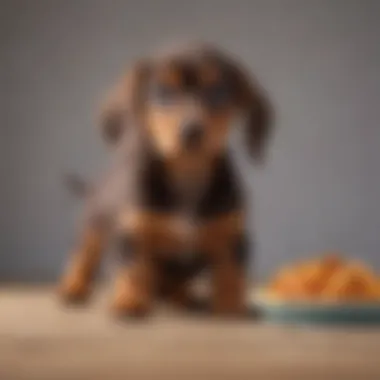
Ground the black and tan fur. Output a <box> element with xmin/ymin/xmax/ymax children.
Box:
<box><xmin>59</xmin><ymin>43</ymin><xmax>274</xmax><ymax>317</ymax></box>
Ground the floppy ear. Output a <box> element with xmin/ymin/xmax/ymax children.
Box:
<box><xmin>99</xmin><ymin>60</ymin><xmax>150</xmax><ymax>145</ymax></box>
<box><xmin>232</xmin><ymin>64</ymin><xmax>273</xmax><ymax>163</ymax></box>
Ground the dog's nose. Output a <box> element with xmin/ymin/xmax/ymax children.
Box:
<box><xmin>181</xmin><ymin>121</ymin><xmax>203</xmax><ymax>149</ymax></box>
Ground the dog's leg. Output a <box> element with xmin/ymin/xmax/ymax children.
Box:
<box><xmin>111</xmin><ymin>212</ymin><xmax>197</xmax><ymax>317</ymax></box>
<box><xmin>59</xmin><ymin>226</ymin><xmax>106</xmax><ymax>303</ymax></box>
<box><xmin>200</xmin><ymin>214</ymin><xmax>248</xmax><ymax>316</ymax></box>
<box><xmin>158</xmin><ymin>274</ymin><xmax>194</xmax><ymax>309</ymax></box>
<box><xmin>111</xmin><ymin>242</ymin><xmax>156</xmax><ymax>318</ymax></box>
<box><xmin>168</xmin><ymin>281</ymin><xmax>193</xmax><ymax>308</ymax></box>
<box><xmin>111</xmin><ymin>265</ymin><xmax>155</xmax><ymax>318</ymax></box>
<box><xmin>158</xmin><ymin>256</ymin><xmax>206</xmax><ymax>310</ymax></box>
<box><xmin>210</xmin><ymin>242</ymin><xmax>247</xmax><ymax>316</ymax></box>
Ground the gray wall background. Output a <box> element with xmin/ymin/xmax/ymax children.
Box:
<box><xmin>1</xmin><ymin>0</ymin><xmax>380</xmax><ymax>282</ymax></box>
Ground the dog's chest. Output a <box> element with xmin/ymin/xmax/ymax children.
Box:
<box><xmin>137</xmin><ymin>153</ymin><xmax>241</xmax><ymax>244</ymax></box>
<box><xmin>171</xmin><ymin>173</ymin><xmax>208</xmax><ymax>248</ymax></box>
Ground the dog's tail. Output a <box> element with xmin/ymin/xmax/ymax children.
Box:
<box><xmin>63</xmin><ymin>173</ymin><xmax>93</xmax><ymax>199</ymax></box>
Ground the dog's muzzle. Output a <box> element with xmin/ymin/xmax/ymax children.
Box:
<box><xmin>180</xmin><ymin>121</ymin><xmax>203</xmax><ymax>150</ymax></box>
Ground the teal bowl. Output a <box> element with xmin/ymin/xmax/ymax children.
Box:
<box><xmin>253</xmin><ymin>290</ymin><xmax>380</xmax><ymax>325</ymax></box>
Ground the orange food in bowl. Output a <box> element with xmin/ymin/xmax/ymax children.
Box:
<box><xmin>267</xmin><ymin>254</ymin><xmax>380</xmax><ymax>302</ymax></box>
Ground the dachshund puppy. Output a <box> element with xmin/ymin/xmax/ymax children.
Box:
<box><xmin>59</xmin><ymin>43</ymin><xmax>273</xmax><ymax>317</ymax></box>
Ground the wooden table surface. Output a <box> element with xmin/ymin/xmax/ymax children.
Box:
<box><xmin>1</xmin><ymin>286</ymin><xmax>380</xmax><ymax>380</ymax></box>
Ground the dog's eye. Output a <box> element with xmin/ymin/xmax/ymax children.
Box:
<box><xmin>152</xmin><ymin>84</ymin><xmax>179</xmax><ymax>105</ymax></box>
<box><xmin>202</xmin><ymin>83</ymin><xmax>231</xmax><ymax>108</ymax></box>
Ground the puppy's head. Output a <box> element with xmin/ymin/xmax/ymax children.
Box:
<box><xmin>100</xmin><ymin>43</ymin><xmax>273</xmax><ymax>163</ymax></box>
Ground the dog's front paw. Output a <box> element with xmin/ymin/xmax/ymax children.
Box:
<box><xmin>212</xmin><ymin>298</ymin><xmax>246</xmax><ymax>318</ymax></box>
<box><xmin>110</xmin><ymin>289</ymin><xmax>151</xmax><ymax>319</ymax></box>
<box><xmin>58</xmin><ymin>275</ymin><xmax>91</xmax><ymax>304</ymax></box>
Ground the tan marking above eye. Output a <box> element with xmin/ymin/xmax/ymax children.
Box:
<box><xmin>156</xmin><ymin>65</ymin><xmax>182</xmax><ymax>88</ymax></box>
<box><xmin>200</xmin><ymin>63</ymin><xmax>222</xmax><ymax>86</ymax></box>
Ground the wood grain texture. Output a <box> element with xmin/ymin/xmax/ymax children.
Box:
<box><xmin>1</xmin><ymin>286</ymin><xmax>380</xmax><ymax>380</ymax></box>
